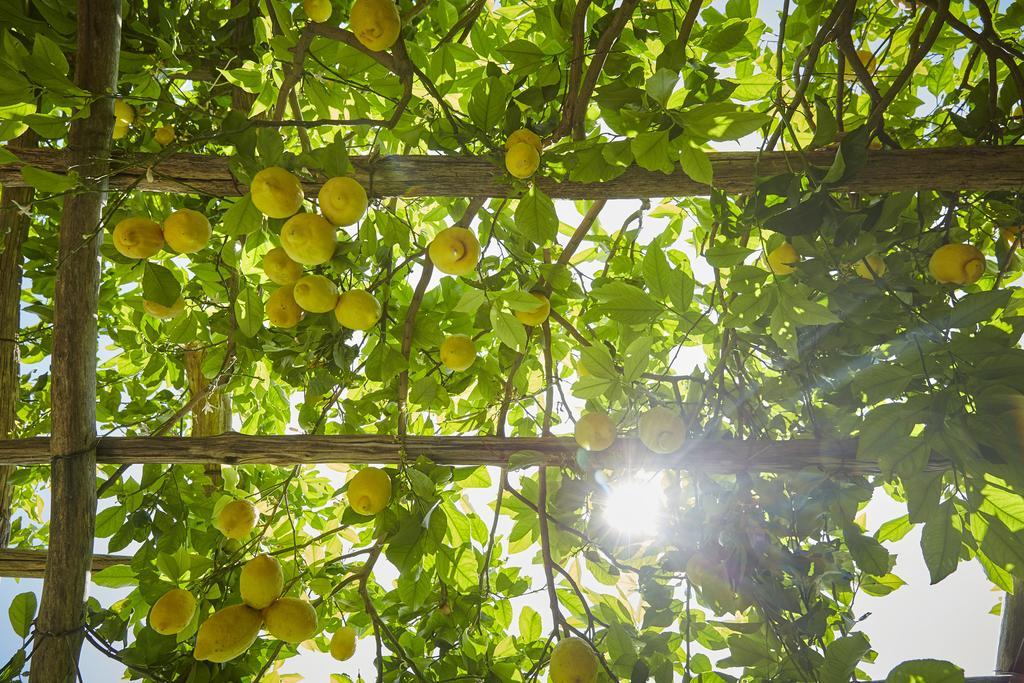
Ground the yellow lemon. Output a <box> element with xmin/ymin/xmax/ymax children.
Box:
<box><xmin>143</xmin><ymin>297</ymin><xmax>185</xmax><ymax>320</ymax></box>
<box><xmin>163</xmin><ymin>208</ymin><xmax>211</xmax><ymax>254</ymax></box>
<box><xmin>514</xmin><ymin>293</ymin><xmax>550</xmax><ymax>326</ymax></box>
<box><xmin>574</xmin><ymin>411</ymin><xmax>617</xmax><ymax>452</ymax></box>
<box><xmin>251</xmin><ymin>167</ymin><xmax>305</xmax><ymax>219</ymax></box>
<box><xmin>330</xmin><ymin>625</ymin><xmax>357</xmax><ymax>661</ymax></box>
<box><xmin>854</xmin><ymin>253</ymin><xmax>886</xmax><ymax>279</ymax></box>
<box><xmin>305</xmin><ymin>0</ymin><xmax>333</xmax><ymax>22</ymax></box>
<box><xmin>112</xmin><ymin>121</ymin><xmax>130</xmax><ymax>140</ymax></box>
<box><xmin>766</xmin><ymin>242</ymin><xmax>799</xmax><ymax>275</ymax></box>
<box><xmin>262</xmin><ymin>247</ymin><xmax>303</xmax><ymax>285</ymax></box>
<box><xmin>280</xmin><ymin>213</ymin><xmax>337</xmax><ymax>265</ymax></box>
<box><xmin>335</xmin><ymin>289</ymin><xmax>382</xmax><ymax>330</ymax></box>
<box><xmin>240</xmin><ymin>554</ymin><xmax>285</xmax><ymax>610</ymax></box>
<box><xmin>154</xmin><ymin>125</ymin><xmax>175</xmax><ymax>146</ymax></box>
<box><xmin>149</xmin><ymin>588</ymin><xmax>197</xmax><ymax>635</ymax></box>
<box><xmin>505</xmin><ymin>141</ymin><xmax>540</xmax><ymax>179</ymax></box>
<box><xmin>549</xmin><ymin>637</ymin><xmax>599</xmax><ymax>683</ymax></box>
<box><xmin>114</xmin><ymin>99</ymin><xmax>135</xmax><ymax>126</ymax></box>
<box><xmin>113</xmin><ymin>217</ymin><xmax>164</xmax><ymax>259</ymax></box>
<box><xmin>349</xmin><ymin>0</ymin><xmax>401</xmax><ymax>52</ymax></box>
<box><xmin>346</xmin><ymin>467</ymin><xmax>392</xmax><ymax>516</ymax></box>
<box><xmin>428</xmin><ymin>227</ymin><xmax>480</xmax><ymax>276</ymax></box>
<box><xmin>194</xmin><ymin>604</ymin><xmax>263</xmax><ymax>662</ymax></box>
<box><xmin>506</xmin><ymin>128</ymin><xmax>543</xmax><ymax>153</ymax></box>
<box><xmin>263</xmin><ymin>597</ymin><xmax>318</xmax><ymax>643</ymax></box>
<box><xmin>318</xmin><ymin>177</ymin><xmax>368</xmax><ymax>227</ymax></box>
<box><xmin>929</xmin><ymin>243</ymin><xmax>985</xmax><ymax>285</ymax></box>
<box><xmin>440</xmin><ymin>334</ymin><xmax>476</xmax><ymax>371</ymax></box>
<box><xmin>293</xmin><ymin>274</ymin><xmax>339</xmax><ymax>313</ymax></box>
<box><xmin>266</xmin><ymin>285</ymin><xmax>304</xmax><ymax>328</ymax></box>
<box><xmin>638</xmin><ymin>406</ymin><xmax>686</xmax><ymax>454</ymax></box>
<box><xmin>215</xmin><ymin>499</ymin><xmax>258</xmax><ymax>540</ymax></box>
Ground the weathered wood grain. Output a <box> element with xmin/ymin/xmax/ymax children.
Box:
<box><xmin>0</xmin><ymin>549</ymin><xmax>126</xmax><ymax>580</ymax></box>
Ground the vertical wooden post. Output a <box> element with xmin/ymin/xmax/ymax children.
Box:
<box><xmin>185</xmin><ymin>348</ymin><xmax>230</xmax><ymax>490</ymax></box>
<box><xmin>998</xmin><ymin>580</ymin><xmax>1024</xmax><ymax>674</ymax></box>
<box><xmin>0</xmin><ymin>132</ymin><xmax>36</xmax><ymax>547</ymax></box>
<box><xmin>29</xmin><ymin>0</ymin><xmax>120</xmax><ymax>680</ymax></box>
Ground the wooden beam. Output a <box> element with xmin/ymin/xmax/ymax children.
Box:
<box><xmin>31</xmin><ymin>0</ymin><xmax>121</xmax><ymax>680</ymax></box>
<box><xmin>0</xmin><ymin>549</ymin><xmax>126</xmax><ymax>580</ymax></box>
<box><xmin>2</xmin><ymin>147</ymin><xmax>1023</xmax><ymax>199</ymax></box>
<box><xmin>0</xmin><ymin>434</ymin><xmax>948</xmax><ymax>474</ymax></box>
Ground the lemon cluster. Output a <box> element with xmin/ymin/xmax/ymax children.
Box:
<box><xmin>111</xmin><ymin>98</ymin><xmax>175</xmax><ymax>145</ymax></box>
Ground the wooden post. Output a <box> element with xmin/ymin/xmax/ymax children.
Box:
<box><xmin>184</xmin><ymin>348</ymin><xmax>231</xmax><ymax>489</ymax></box>
<box><xmin>998</xmin><ymin>579</ymin><xmax>1024</xmax><ymax>674</ymax></box>
<box><xmin>30</xmin><ymin>0</ymin><xmax>121</xmax><ymax>679</ymax></box>
<box><xmin>0</xmin><ymin>131</ymin><xmax>35</xmax><ymax>547</ymax></box>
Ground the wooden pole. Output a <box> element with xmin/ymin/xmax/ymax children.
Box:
<box><xmin>1</xmin><ymin>146</ymin><xmax>1023</xmax><ymax>199</ymax></box>
<box><xmin>999</xmin><ymin>579</ymin><xmax>1024</xmax><ymax>675</ymax></box>
<box><xmin>30</xmin><ymin>0</ymin><xmax>121</xmax><ymax>679</ymax></box>
<box><xmin>0</xmin><ymin>131</ymin><xmax>35</xmax><ymax>547</ymax></box>
<box><xmin>184</xmin><ymin>348</ymin><xmax>231</xmax><ymax>490</ymax></box>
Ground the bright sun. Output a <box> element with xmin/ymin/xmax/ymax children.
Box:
<box><xmin>602</xmin><ymin>475</ymin><xmax>664</xmax><ymax>537</ymax></box>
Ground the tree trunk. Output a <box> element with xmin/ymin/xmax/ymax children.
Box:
<box><xmin>998</xmin><ymin>578</ymin><xmax>1024</xmax><ymax>674</ymax></box>
<box><xmin>0</xmin><ymin>131</ymin><xmax>36</xmax><ymax>547</ymax></box>
<box><xmin>30</xmin><ymin>0</ymin><xmax>121</xmax><ymax>680</ymax></box>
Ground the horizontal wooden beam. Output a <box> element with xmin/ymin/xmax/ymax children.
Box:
<box><xmin>0</xmin><ymin>548</ymin><xmax>125</xmax><ymax>579</ymax></box>
<box><xmin>2</xmin><ymin>146</ymin><xmax>1023</xmax><ymax>199</ymax></box>
<box><xmin>0</xmin><ymin>434</ymin><xmax>947</xmax><ymax>474</ymax></box>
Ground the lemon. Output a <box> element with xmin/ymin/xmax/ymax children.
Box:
<box><xmin>112</xmin><ymin>121</ymin><xmax>130</xmax><ymax>140</ymax></box>
<box><xmin>154</xmin><ymin>125</ymin><xmax>175</xmax><ymax>146</ymax></box>
<box><xmin>114</xmin><ymin>99</ymin><xmax>135</xmax><ymax>126</ymax></box>
<box><xmin>262</xmin><ymin>247</ymin><xmax>303</xmax><ymax>285</ymax></box>
<box><xmin>149</xmin><ymin>588</ymin><xmax>196</xmax><ymax>635</ymax></box>
<box><xmin>305</xmin><ymin>0</ymin><xmax>333</xmax><ymax>22</ymax></box>
<box><xmin>506</xmin><ymin>128</ymin><xmax>543</xmax><ymax>153</ymax></box>
<box><xmin>215</xmin><ymin>499</ymin><xmax>258</xmax><ymax>540</ymax></box>
<box><xmin>280</xmin><ymin>213</ymin><xmax>337</xmax><ymax>266</ymax></box>
<box><xmin>505</xmin><ymin>141</ymin><xmax>540</xmax><ymax>179</ymax></box>
<box><xmin>330</xmin><ymin>625</ymin><xmax>357</xmax><ymax>661</ymax></box>
<box><xmin>346</xmin><ymin>467</ymin><xmax>392</xmax><ymax>515</ymax></box>
<box><xmin>766</xmin><ymin>242</ymin><xmax>798</xmax><ymax>275</ymax></box>
<box><xmin>318</xmin><ymin>177</ymin><xmax>368</xmax><ymax>226</ymax></box>
<box><xmin>263</xmin><ymin>597</ymin><xmax>318</xmax><ymax>643</ymax></box>
<box><xmin>514</xmin><ymin>293</ymin><xmax>550</xmax><ymax>326</ymax></box>
<box><xmin>549</xmin><ymin>637</ymin><xmax>599</xmax><ymax>683</ymax></box>
<box><xmin>194</xmin><ymin>604</ymin><xmax>263</xmax><ymax>662</ymax></box>
<box><xmin>440</xmin><ymin>334</ymin><xmax>476</xmax><ymax>371</ymax></box>
<box><xmin>143</xmin><ymin>297</ymin><xmax>186</xmax><ymax>320</ymax></box>
<box><xmin>574</xmin><ymin>411</ymin><xmax>616</xmax><ymax>452</ymax></box>
<box><xmin>113</xmin><ymin>217</ymin><xmax>164</xmax><ymax>259</ymax></box>
<box><xmin>293</xmin><ymin>274</ymin><xmax>339</xmax><ymax>313</ymax></box>
<box><xmin>854</xmin><ymin>253</ymin><xmax>886</xmax><ymax>279</ymax></box>
<box><xmin>429</xmin><ymin>227</ymin><xmax>480</xmax><ymax>276</ymax></box>
<box><xmin>335</xmin><ymin>289</ymin><xmax>382</xmax><ymax>330</ymax></box>
<box><xmin>163</xmin><ymin>208</ymin><xmax>211</xmax><ymax>254</ymax></box>
<box><xmin>251</xmin><ymin>166</ymin><xmax>305</xmax><ymax>219</ymax></box>
<box><xmin>638</xmin><ymin>406</ymin><xmax>686</xmax><ymax>454</ymax></box>
<box><xmin>929</xmin><ymin>243</ymin><xmax>985</xmax><ymax>285</ymax></box>
<box><xmin>266</xmin><ymin>285</ymin><xmax>304</xmax><ymax>329</ymax></box>
<box><xmin>240</xmin><ymin>554</ymin><xmax>285</xmax><ymax>610</ymax></box>
<box><xmin>349</xmin><ymin>0</ymin><xmax>401</xmax><ymax>52</ymax></box>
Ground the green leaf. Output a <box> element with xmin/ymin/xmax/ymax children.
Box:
<box><xmin>8</xmin><ymin>592</ymin><xmax>36</xmax><ymax>639</ymax></box>
<box><xmin>845</xmin><ymin>528</ymin><xmax>892</xmax><ymax>576</ymax></box>
<box><xmin>819</xmin><ymin>632</ymin><xmax>870</xmax><ymax>683</ymax></box>
<box><xmin>885</xmin><ymin>659</ymin><xmax>964</xmax><ymax>683</ymax></box>
<box><xmin>468</xmin><ymin>77</ymin><xmax>510</xmax><ymax>130</ymax></box>
<box><xmin>514</xmin><ymin>187</ymin><xmax>558</xmax><ymax>244</ymax></box>
<box><xmin>235</xmin><ymin>285</ymin><xmax>263</xmax><ymax>337</ymax></box>
<box><xmin>676</xmin><ymin>137</ymin><xmax>713</xmax><ymax>185</ymax></box>
<box><xmin>222</xmin><ymin>194</ymin><xmax>263</xmax><ymax>236</ymax></box>
<box><xmin>142</xmin><ymin>263</ymin><xmax>181</xmax><ymax>308</ymax></box>
<box><xmin>592</xmin><ymin>282</ymin><xmax>663</xmax><ymax>324</ymax></box>
<box><xmin>705</xmin><ymin>242</ymin><xmax>754</xmax><ymax>267</ymax></box>
<box><xmin>622</xmin><ymin>336</ymin><xmax>653</xmax><ymax>382</ymax></box>
<box><xmin>490</xmin><ymin>307</ymin><xmax>527</xmax><ymax>351</ymax></box>
<box><xmin>920</xmin><ymin>502</ymin><xmax>961</xmax><ymax>584</ymax></box>
<box><xmin>645</xmin><ymin>69</ymin><xmax>678</xmax><ymax>107</ymax></box>
<box><xmin>979</xmin><ymin>515</ymin><xmax>1024</xmax><ymax>570</ymax></box>
<box><xmin>860</xmin><ymin>573</ymin><xmax>906</xmax><ymax>596</ymax></box>
<box><xmin>631</xmin><ymin>131</ymin><xmax>675</xmax><ymax>175</ymax></box>
<box><xmin>876</xmin><ymin>515</ymin><xmax>913</xmax><ymax>543</ymax></box>
<box><xmin>518</xmin><ymin>605</ymin><xmax>541</xmax><ymax>642</ymax></box>
<box><xmin>20</xmin><ymin>165</ymin><xmax>77</xmax><ymax>193</ymax></box>
<box><xmin>95</xmin><ymin>505</ymin><xmax>125</xmax><ymax>538</ymax></box>
<box><xmin>92</xmin><ymin>564</ymin><xmax>137</xmax><ymax>588</ymax></box>
<box><xmin>809</xmin><ymin>95</ymin><xmax>838</xmax><ymax>149</ymax></box>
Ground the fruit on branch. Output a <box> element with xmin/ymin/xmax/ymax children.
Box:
<box><xmin>349</xmin><ymin>0</ymin><xmax>401</xmax><ymax>52</ymax></box>
<box><xmin>280</xmin><ymin>213</ymin><xmax>338</xmax><ymax>265</ymax></box>
<box><xmin>263</xmin><ymin>597</ymin><xmax>319</xmax><ymax>643</ymax></box>
<box><xmin>215</xmin><ymin>499</ymin><xmax>258</xmax><ymax>540</ymax></box>
<box><xmin>318</xmin><ymin>176</ymin><xmax>368</xmax><ymax>227</ymax></box>
<box><xmin>928</xmin><ymin>243</ymin><xmax>985</xmax><ymax>285</ymax></box>
<box><xmin>638</xmin><ymin>406</ymin><xmax>686</xmax><ymax>454</ymax></box>
<box><xmin>346</xmin><ymin>467</ymin><xmax>392</xmax><ymax>515</ymax></box>
<box><xmin>194</xmin><ymin>603</ymin><xmax>263</xmax><ymax>662</ymax></box>
<box><xmin>240</xmin><ymin>554</ymin><xmax>285</xmax><ymax>610</ymax></box>
<box><xmin>262</xmin><ymin>247</ymin><xmax>303</xmax><ymax>285</ymax></box>
<box><xmin>266</xmin><ymin>285</ymin><xmax>304</xmax><ymax>328</ymax></box>
<box><xmin>548</xmin><ymin>637</ymin><xmax>599</xmax><ymax>683</ymax></box>
<box><xmin>293</xmin><ymin>274</ymin><xmax>340</xmax><ymax>313</ymax></box>
<box><xmin>335</xmin><ymin>289</ymin><xmax>382</xmax><ymax>330</ymax></box>
<box><xmin>149</xmin><ymin>588</ymin><xmax>196</xmax><ymax>635</ymax></box>
<box><xmin>304</xmin><ymin>0</ymin><xmax>333</xmax><ymax>22</ymax></box>
<box><xmin>440</xmin><ymin>334</ymin><xmax>476</xmax><ymax>371</ymax></box>
<box><xmin>506</xmin><ymin>128</ymin><xmax>543</xmax><ymax>154</ymax></box>
<box><xmin>163</xmin><ymin>208</ymin><xmax>211</xmax><ymax>254</ymax></box>
<box><xmin>854</xmin><ymin>253</ymin><xmax>886</xmax><ymax>279</ymax></box>
<box><xmin>330</xmin><ymin>625</ymin><xmax>357</xmax><ymax>661</ymax></box>
<box><xmin>766</xmin><ymin>242</ymin><xmax>799</xmax><ymax>275</ymax></box>
<box><xmin>505</xmin><ymin>142</ymin><xmax>540</xmax><ymax>179</ymax></box>
<box><xmin>113</xmin><ymin>99</ymin><xmax>134</xmax><ymax>139</ymax></box>
<box><xmin>574</xmin><ymin>411</ymin><xmax>617</xmax><ymax>452</ymax></box>
<box><xmin>153</xmin><ymin>125</ymin><xmax>175</xmax><ymax>146</ymax></box>
<box><xmin>429</xmin><ymin>227</ymin><xmax>481</xmax><ymax>276</ymax></box>
<box><xmin>513</xmin><ymin>293</ymin><xmax>550</xmax><ymax>326</ymax></box>
<box><xmin>250</xmin><ymin>166</ymin><xmax>305</xmax><ymax>219</ymax></box>
<box><xmin>112</xmin><ymin>217</ymin><xmax>164</xmax><ymax>259</ymax></box>
<box><xmin>143</xmin><ymin>297</ymin><xmax>185</xmax><ymax>320</ymax></box>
